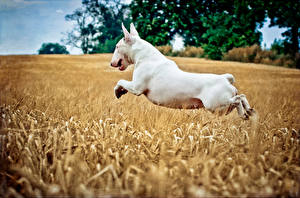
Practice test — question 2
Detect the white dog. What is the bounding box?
[110,23,255,119]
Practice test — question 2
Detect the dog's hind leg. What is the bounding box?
[225,103,235,115]
[240,94,255,116]
[226,95,249,120]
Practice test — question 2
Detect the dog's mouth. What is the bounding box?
[117,59,122,67]
[118,59,126,71]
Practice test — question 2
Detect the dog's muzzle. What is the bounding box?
[111,59,122,67]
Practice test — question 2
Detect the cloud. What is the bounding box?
[56,9,63,14]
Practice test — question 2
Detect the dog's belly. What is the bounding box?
[143,89,203,109]
[167,98,204,109]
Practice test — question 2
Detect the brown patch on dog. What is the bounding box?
[143,89,150,97]
[184,98,204,109]
[170,98,204,109]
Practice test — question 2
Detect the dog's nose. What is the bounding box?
[110,63,113,66]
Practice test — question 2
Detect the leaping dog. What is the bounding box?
[110,23,255,120]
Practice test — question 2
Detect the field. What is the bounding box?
[0,54,299,197]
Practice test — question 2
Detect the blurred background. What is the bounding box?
[0,0,299,68]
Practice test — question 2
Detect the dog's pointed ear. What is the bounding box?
[130,23,139,37]
[122,23,132,44]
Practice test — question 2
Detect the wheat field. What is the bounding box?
[0,54,299,197]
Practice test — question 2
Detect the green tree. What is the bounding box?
[130,0,266,59]
[64,7,95,54]
[200,1,265,59]
[130,0,174,46]
[130,0,219,46]
[267,0,300,56]
[270,39,285,55]
[201,13,240,60]
[38,43,69,54]
[267,0,300,69]
[198,0,265,59]
[64,0,130,54]
[170,0,223,46]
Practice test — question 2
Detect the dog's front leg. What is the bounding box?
[114,84,128,99]
[114,80,143,99]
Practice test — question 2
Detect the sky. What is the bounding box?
[0,0,82,55]
[0,0,287,55]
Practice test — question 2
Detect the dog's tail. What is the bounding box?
[222,73,235,84]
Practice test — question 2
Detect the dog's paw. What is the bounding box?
[246,108,256,116]
[241,113,249,120]
[114,86,128,99]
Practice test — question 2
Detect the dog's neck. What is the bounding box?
[129,39,166,69]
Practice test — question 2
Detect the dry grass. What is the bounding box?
[0,54,299,197]
[155,45,204,58]
[155,45,173,56]
[223,45,298,68]
[177,46,204,58]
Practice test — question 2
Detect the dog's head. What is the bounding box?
[110,23,139,71]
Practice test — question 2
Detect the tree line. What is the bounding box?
[40,0,299,67]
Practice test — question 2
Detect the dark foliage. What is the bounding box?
[64,0,130,54]
[38,43,69,54]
